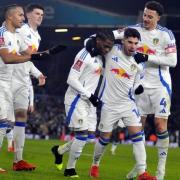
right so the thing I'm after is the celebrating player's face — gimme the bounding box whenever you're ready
[27,8,44,26]
[97,39,114,56]
[143,8,160,30]
[11,7,25,28]
[122,37,139,56]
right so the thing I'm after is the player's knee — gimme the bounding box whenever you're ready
[75,131,88,141]
[15,110,27,121]
[99,136,110,146]
[130,131,143,143]
[87,133,96,143]
[155,123,167,133]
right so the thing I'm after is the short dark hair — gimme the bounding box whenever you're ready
[26,3,44,13]
[96,29,115,42]
[124,28,141,40]
[145,1,164,16]
[4,4,23,18]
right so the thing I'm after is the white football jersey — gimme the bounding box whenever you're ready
[113,24,177,93]
[65,48,103,106]
[16,23,41,52]
[13,23,41,85]
[99,44,141,108]
[0,26,28,82]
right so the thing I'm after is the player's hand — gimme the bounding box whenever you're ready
[117,27,126,33]
[31,52,50,61]
[38,74,46,86]
[85,38,99,57]
[28,105,34,113]
[89,94,102,107]
[134,85,144,95]
[134,52,148,64]
[48,44,67,55]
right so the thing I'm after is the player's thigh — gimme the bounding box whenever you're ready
[7,104,15,122]
[136,88,153,115]
[13,87,29,110]
[87,106,97,132]
[150,88,171,118]
[0,88,12,120]
[98,106,119,133]
[122,104,142,127]
[65,104,89,131]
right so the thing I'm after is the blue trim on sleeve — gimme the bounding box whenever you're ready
[79,49,88,61]
[156,25,174,40]
[158,66,172,97]
[0,26,7,37]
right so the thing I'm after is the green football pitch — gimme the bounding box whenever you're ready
[0,139,179,180]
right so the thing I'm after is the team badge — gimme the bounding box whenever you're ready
[94,59,98,63]
[27,34,31,39]
[131,64,136,71]
[78,119,83,125]
[99,123,103,129]
[153,38,159,45]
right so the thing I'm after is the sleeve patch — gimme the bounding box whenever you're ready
[73,60,83,71]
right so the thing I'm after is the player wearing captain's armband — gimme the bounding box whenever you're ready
[113,1,177,180]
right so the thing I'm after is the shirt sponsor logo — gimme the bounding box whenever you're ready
[29,44,37,52]
[137,44,156,55]
[73,59,83,72]
[110,68,130,79]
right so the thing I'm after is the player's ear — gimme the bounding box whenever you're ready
[157,15,161,22]
[121,39,125,45]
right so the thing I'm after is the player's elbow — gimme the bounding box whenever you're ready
[171,59,177,67]
[168,54,177,67]
[67,76,74,86]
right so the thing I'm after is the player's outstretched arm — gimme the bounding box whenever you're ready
[0,48,30,64]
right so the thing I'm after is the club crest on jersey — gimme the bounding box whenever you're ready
[94,59,98,63]
[73,60,83,72]
[27,34,31,39]
[99,123,103,129]
[78,119,83,125]
[131,64,136,71]
[17,40,20,45]
[153,38,159,45]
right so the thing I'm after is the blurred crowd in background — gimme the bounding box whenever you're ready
[26,93,180,147]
